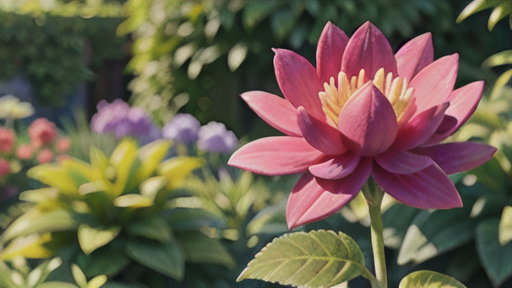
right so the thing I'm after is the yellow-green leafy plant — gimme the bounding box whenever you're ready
[0,139,235,286]
[0,256,106,288]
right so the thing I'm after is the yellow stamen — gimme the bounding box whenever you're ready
[318,68,415,127]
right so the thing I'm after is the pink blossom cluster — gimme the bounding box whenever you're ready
[0,118,70,178]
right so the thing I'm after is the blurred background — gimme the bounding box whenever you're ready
[0,0,511,288]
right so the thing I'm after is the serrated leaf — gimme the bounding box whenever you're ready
[175,231,235,269]
[397,208,476,265]
[499,206,512,245]
[27,257,63,287]
[476,218,512,286]
[399,270,466,288]
[72,264,88,288]
[36,282,79,288]
[2,208,76,242]
[125,239,184,280]
[237,230,372,288]
[78,224,121,255]
[126,217,172,242]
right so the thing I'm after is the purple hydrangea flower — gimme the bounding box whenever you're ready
[197,121,238,153]
[162,113,201,143]
[91,99,160,144]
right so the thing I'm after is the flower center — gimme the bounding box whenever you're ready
[318,68,414,127]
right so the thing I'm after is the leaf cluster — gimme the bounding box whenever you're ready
[0,139,235,287]
[0,0,126,106]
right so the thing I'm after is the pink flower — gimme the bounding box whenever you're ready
[57,137,71,153]
[0,158,10,176]
[37,149,54,164]
[29,118,57,148]
[0,128,15,154]
[228,21,497,230]
[16,144,33,160]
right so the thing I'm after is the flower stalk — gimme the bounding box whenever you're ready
[363,179,387,288]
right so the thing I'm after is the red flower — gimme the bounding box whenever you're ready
[29,118,57,148]
[37,149,54,164]
[0,128,15,154]
[16,144,33,160]
[0,158,10,176]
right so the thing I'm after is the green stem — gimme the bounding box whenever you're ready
[363,179,387,288]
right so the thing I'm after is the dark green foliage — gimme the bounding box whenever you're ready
[0,9,125,106]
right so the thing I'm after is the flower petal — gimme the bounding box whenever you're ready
[395,33,434,80]
[341,21,397,81]
[338,82,398,156]
[228,137,324,176]
[414,142,497,174]
[287,157,372,229]
[274,49,324,120]
[316,22,349,84]
[409,54,459,116]
[375,150,432,174]
[372,163,462,209]
[309,153,360,180]
[241,91,301,137]
[393,103,449,150]
[297,106,346,155]
[444,81,484,136]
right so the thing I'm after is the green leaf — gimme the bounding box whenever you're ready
[175,231,235,269]
[27,257,63,287]
[167,208,226,230]
[476,218,512,286]
[139,177,167,200]
[133,140,171,185]
[113,194,153,208]
[242,0,284,28]
[457,0,506,23]
[36,282,79,288]
[2,208,76,242]
[237,230,373,288]
[399,270,466,288]
[397,208,476,265]
[483,50,512,68]
[27,164,79,194]
[382,203,419,249]
[77,248,130,278]
[1,234,53,260]
[19,188,59,203]
[72,264,88,288]
[492,68,512,97]
[86,275,107,288]
[500,206,512,245]
[125,239,184,280]
[78,224,121,255]
[0,260,16,288]
[126,217,172,243]
[488,2,512,30]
